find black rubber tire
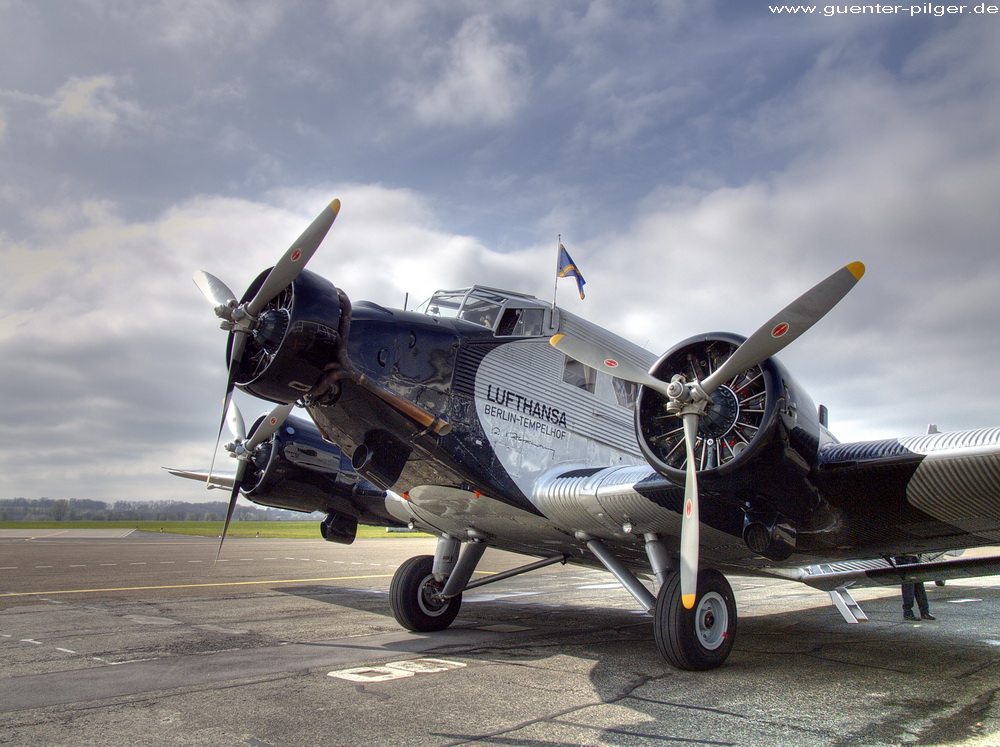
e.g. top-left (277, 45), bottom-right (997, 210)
top-left (389, 555), bottom-right (462, 632)
top-left (654, 569), bottom-right (737, 671)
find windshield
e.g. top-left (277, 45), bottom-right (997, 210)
top-left (421, 288), bottom-right (505, 330)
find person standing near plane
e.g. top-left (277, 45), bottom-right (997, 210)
top-left (895, 554), bottom-right (935, 621)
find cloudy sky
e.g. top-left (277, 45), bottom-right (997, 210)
top-left (2, 1), bottom-right (999, 504)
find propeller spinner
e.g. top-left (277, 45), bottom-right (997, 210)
top-left (552, 261), bottom-right (865, 608)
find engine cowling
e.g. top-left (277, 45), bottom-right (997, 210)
top-left (239, 413), bottom-right (393, 529)
top-left (637, 333), bottom-right (779, 480)
top-left (230, 269), bottom-right (345, 404)
top-left (636, 332), bottom-right (828, 560)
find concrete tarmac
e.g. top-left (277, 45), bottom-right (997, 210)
top-left (1, 530), bottom-right (999, 746)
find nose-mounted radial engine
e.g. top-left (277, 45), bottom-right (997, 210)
top-left (551, 262), bottom-right (866, 608)
top-left (185, 198), bottom-right (459, 557)
top-left (189, 201), bottom-right (354, 556)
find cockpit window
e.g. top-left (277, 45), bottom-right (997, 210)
top-left (496, 307), bottom-right (545, 337)
top-left (419, 287), bottom-right (547, 335)
top-left (458, 296), bottom-right (502, 329)
top-left (421, 289), bottom-right (504, 329)
top-left (421, 290), bottom-right (466, 319)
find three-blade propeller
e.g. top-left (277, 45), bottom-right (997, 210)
top-left (551, 261), bottom-right (865, 608)
top-left (191, 199), bottom-right (341, 558)
top-left (216, 401), bottom-right (293, 561)
top-left (193, 200), bottom-right (340, 454)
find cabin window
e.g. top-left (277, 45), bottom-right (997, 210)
top-left (613, 377), bottom-right (638, 410)
top-left (496, 307), bottom-right (546, 337)
top-left (563, 358), bottom-right (596, 393)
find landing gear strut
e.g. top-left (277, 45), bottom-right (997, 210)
top-left (654, 568), bottom-right (737, 671)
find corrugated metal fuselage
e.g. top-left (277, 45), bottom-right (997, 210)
top-left (304, 294), bottom-right (1000, 575)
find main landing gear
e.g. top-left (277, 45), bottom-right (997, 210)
top-left (389, 535), bottom-right (568, 633)
top-left (388, 534), bottom-right (737, 671)
top-left (577, 531), bottom-right (737, 671)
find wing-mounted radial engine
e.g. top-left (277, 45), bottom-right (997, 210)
top-left (166, 406), bottom-right (395, 546)
top-left (635, 331), bottom-right (826, 562)
top-left (234, 412), bottom-right (393, 534)
top-left (552, 262), bottom-right (866, 608)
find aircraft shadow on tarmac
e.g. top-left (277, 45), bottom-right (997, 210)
top-left (276, 580), bottom-right (1000, 670)
top-left (275, 581), bottom-right (1000, 745)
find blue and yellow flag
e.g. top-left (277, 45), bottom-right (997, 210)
top-left (557, 244), bottom-right (586, 300)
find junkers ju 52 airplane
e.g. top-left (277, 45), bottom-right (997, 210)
top-left (170, 198), bottom-right (1000, 670)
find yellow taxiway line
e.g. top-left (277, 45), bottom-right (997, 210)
top-left (0, 574), bottom-right (394, 598)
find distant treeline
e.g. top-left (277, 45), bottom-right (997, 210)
top-left (0, 497), bottom-right (322, 523)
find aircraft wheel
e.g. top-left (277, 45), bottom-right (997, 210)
top-left (654, 568), bottom-right (737, 671)
top-left (389, 555), bottom-right (462, 632)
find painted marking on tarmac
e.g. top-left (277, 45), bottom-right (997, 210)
top-left (329, 666), bottom-right (415, 682)
top-left (329, 658), bottom-right (466, 682)
top-left (475, 624), bottom-right (533, 633)
top-left (0, 574), bottom-right (394, 598)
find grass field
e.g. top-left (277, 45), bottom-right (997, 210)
top-left (0, 520), bottom-right (430, 539)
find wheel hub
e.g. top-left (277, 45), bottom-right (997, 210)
top-left (417, 577), bottom-right (450, 617)
top-left (696, 591), bottom-right (729, 650)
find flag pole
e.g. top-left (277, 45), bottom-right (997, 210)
top-left (552, 234), bottom-right (561, 314)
